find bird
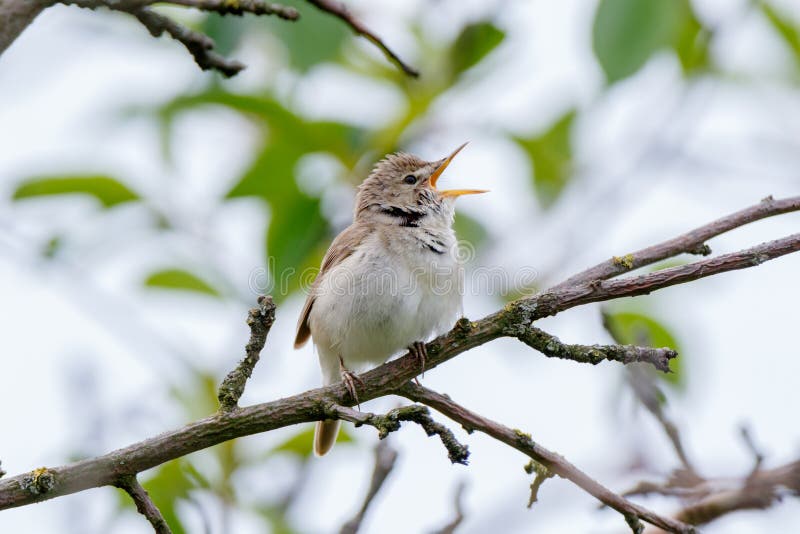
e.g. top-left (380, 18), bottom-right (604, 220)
top-left (294, 143), bottom-right (487, 456)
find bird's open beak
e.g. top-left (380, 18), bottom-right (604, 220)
top-left (429, 142), bottom-right (489, 198)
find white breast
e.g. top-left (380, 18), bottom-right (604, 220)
top-left (308, 227), bottom-right (463, 384)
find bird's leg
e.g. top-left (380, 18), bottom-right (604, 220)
top-left (408, 341), bottom-right (427, 380)
top-left (338, 355), bottom-right (364, 409)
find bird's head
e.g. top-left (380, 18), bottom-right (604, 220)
top-left (354, 143), bottom-right (487, 226)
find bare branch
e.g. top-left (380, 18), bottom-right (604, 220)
top-left (431, 481), bottom-right (467, 534)
top-left (115, 475), bottom-right (172, 534)
top-left (218, 295), bottom-right (276, 411)
top-left (0, 0), bottom-right (46, 54)
top-left (517, 326), bottom-right (677, 373)
top-left (305, 0), bottom-right (419, 77)
top-left (523, 233), bottom-right (800, 322)
top-left (672, 460), bottom-right (800, 526)
top-left (552, 195), bottom-right (800, 291)
top-left (330, 404), bottom-right (469, 465)
top-left (397, 382), bottom-right (696, 534)
top-left (340, 440), bottom-right (398, 534)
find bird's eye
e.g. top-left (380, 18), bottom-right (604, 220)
top-left (403, 174), bottom-right (417, 184)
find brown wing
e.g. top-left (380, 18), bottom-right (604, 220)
top-left (294, 224), bottom-right (368, 348)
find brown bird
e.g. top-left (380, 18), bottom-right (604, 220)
top-left (294, 143), bottom-right (486, 455)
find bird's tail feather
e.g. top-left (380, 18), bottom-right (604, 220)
top-left (314, 420), bottom-right (340, 456)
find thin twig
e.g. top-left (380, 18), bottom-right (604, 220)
top-left (115, 475), bottom-right (172, 534)
top-left (218, 295), bottom-right (276, 411)
top-left (431, 481), bottom-right (467, 534)
top-left (55, 0), bottom-right (299, 75)
top-left (551, 195), bottom-right (800, 290)
top-left (340, 440), bottom-right (398, 534)
top-left (517, 326), bottom-right (677, 373)
top-left (397, 382), bottom-right (696, 534)
top-left (330, 404), bottom-right (469, 465)
top-left (305, 0), bottom-right (419, 77)
top-left (133, 7), bottom-right (246, 76)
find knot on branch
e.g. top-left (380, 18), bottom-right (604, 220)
top-left (218, 295), bottom-right (276, 412)
top-left (20, 467), bottom-right (55, 495)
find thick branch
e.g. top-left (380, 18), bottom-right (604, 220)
top-left (305, 0), bottom-right (419, 77)
top-left (397, 383), bottom-right (695, 534)
top-left (0, 0), bottom-right (45, 54)
top-left (115, 475), bottom-right (172, 534)
top-left (517, 326), bottom-right (677, 372)
top-left (218, 295), bottom-right (276, 411)
top-left (552, 195), bottom-right (800, 290)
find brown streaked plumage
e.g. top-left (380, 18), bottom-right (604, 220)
top-left (294, 143), bottom-right (486, 456)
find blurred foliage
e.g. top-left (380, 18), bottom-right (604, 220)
top-left (593, 0), bottom-right (708, 83)
top-left (760, 1), bottom-right (800, 71)
top-left (145, 268), bottom-right (221, 297)
top-left (12, 175), bottom-right (139, 208)
top-left (602, 309), bottom-right (684, 388)
top-left (514, 109), bottom-right (576, 208)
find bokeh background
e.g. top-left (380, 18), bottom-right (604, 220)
top-left (2, 0), bottom-right (800, 532)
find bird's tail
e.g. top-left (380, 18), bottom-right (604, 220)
top-left (314, 420), bottom-right (340, 456)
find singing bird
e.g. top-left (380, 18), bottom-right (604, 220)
top-left (294, 143), bottom-right (486, 455)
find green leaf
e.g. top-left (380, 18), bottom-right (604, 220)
top-left (144, 269), bottom-right (221, 297)
top-left (451, 22), bottom-right (505, 76)
top-left (761, 2), bottom-right (800, 69)
top-left (270, 425), bottom-right (354, 459)
top-left (602, 310), bottom-right (684, 387)
top-left (12, 175), bottom-right (139, 208)
top-left (592, 0), bottom-right (706, 83)
top-left (265, 0), bottom-right (347, 71)
top-left (265, 194), bottom-right (328, 301)
top-left (200, 14), bottom-right (243, 57)
top-left (515, 110), bottom-right (576, 209)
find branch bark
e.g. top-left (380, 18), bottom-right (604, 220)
top-left (218, 295), bottom-right (276, 411)
top-left (0, 0), bottom-right (419, 77)
top-left (397, 383), bottom-right (695, 534)
top-left (551, 195), bottom-right (800, 290)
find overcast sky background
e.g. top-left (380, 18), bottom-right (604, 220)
top-left (2, 0), bottom-right (800, 532)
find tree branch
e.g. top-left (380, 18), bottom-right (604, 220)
top-left (339, 439), bottom-right (398, 534)
top-left (115, 475), bottom-right (172, 534)
top-left (218, 295), bottom-right (276, 411)
top-left (397, 382), bottom-right (695, 534)
top-left (329, 404), bottom-right (469, 465)
top-left (0, 0), bottom-right (46, 54)
top-left (551, 195), bottom-right (800, 291)
top-left (517, 326), bottom-right (677, 373)
top-left (305, 0), bottom-right (419, 77)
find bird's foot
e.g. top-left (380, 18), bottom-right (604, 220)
top-left (408, 341), bottom-right (427, 379)
top-left (339, 356), bottom-right (364, 409)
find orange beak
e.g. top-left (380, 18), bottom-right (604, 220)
top-left (429, 142), bottom-right (489, 198)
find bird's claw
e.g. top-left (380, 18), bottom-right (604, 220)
top-left (408, 341), bottom-right (427, 379)
top-left (339, 356), bottom-right (364, 409)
